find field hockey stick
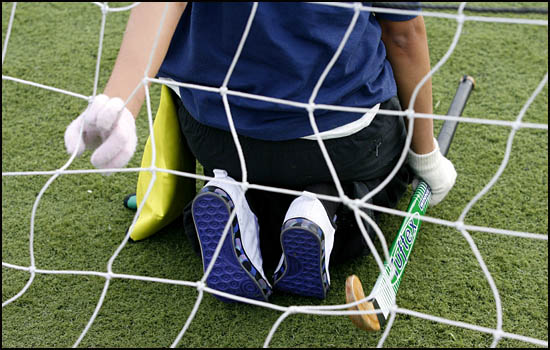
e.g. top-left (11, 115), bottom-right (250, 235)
top-left (345, 75), bottom-right (475, 331)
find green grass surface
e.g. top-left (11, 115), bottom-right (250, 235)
top-left (2, 2), bottom-right (548, 348)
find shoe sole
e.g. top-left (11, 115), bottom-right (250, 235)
top-left (192, 190), bottom-right (268, 302)
top-left (274, 220), bottom-right (329, 299)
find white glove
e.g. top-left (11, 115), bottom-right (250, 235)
top-left (407, 138), bottom-right (457, 206)
top-left (64, 94), bottom-right (137, 170)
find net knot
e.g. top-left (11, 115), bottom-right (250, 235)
top-left (239, 181), bottom-right (250, 191)
top-left (196, 281), bottom-right (206, 292)
top-left (287, 306), bottom-right (299, 314)
top-left (101, 3), bottom-right (109, 15)
top-left (341, 195), bottom-right (357, 210)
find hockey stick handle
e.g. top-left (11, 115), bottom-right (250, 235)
top-left (437, 75), bottom-right (475, 156)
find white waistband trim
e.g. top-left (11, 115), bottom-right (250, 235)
top-left (301, 103), bottom-right (380, 140)
top-left (159, 76), bottom-right (379, 141)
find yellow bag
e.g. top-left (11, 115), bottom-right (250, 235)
top-left (130, 85), bottom-right (196, 241)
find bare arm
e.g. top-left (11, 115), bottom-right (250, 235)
top-left (103, 2), bottom-right (187, 118)
top-left (378, 16), bottom-right (434, 154)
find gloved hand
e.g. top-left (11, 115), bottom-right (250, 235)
top-left (64, 94), bottom-right (137, 170)
top-left (407, 137), bottom-right (457, 206)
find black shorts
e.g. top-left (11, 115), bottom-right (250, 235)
top-left (176, 95), bottom-right (412, 271)
top-left (178, 96), bottom-right (408, 187)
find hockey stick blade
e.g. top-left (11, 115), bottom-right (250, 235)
top-left (346, 75), bottom-right (475, 332)
top-left (346, 274), bottom-right (382, 331)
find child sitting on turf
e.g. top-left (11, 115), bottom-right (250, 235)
top-left (64, 2), bottom-right (456, 302)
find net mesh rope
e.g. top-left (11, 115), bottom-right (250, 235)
top-left (2, 2), bottom-right (548, 348)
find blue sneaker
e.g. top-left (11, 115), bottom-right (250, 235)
top-left (192, 169), bottom-right (272, 302)
top-left (272, 192), bottom-right (335, 299)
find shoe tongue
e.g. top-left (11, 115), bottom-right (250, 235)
top-left (284, 194), bottom-right (322, 223)
top-left (213, 169), bottom-right (229, 178)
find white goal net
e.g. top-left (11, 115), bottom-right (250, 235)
top-left (2, 2), bottom-right (548, 348)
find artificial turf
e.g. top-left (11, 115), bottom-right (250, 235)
top-left (2, 2), bottom-right (547, 348)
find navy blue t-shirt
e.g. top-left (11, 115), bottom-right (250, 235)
top-left (158, 2), bottom-right (418, 141)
